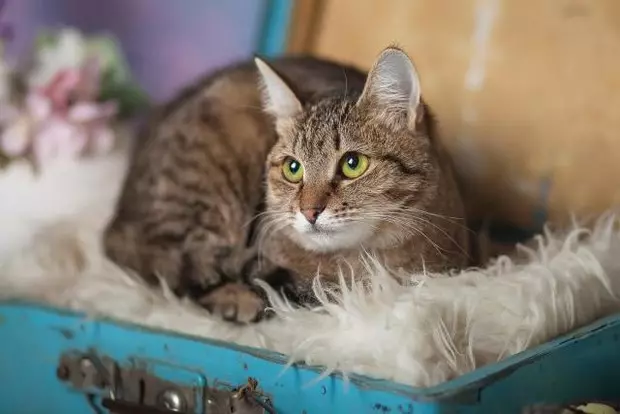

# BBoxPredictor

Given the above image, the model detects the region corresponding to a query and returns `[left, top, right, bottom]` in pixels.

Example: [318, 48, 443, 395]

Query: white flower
[28, 28, 88, 89]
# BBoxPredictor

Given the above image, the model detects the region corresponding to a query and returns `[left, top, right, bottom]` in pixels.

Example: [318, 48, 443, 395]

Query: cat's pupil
[346, 155, 359, 169]
[289, 160, 300, 173]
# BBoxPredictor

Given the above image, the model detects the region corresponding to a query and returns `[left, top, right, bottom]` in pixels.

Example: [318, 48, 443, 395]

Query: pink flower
[40, 69, 80, 112]
[0, 50, 120, 167]
[65, 100, 118, 156]
[0, 92, 118, 165]
[29, 99, 118, 164]
[32, 116, 86, 164]
[39, 57, 102, 114]
[27, 93, 52, 120]
[68, 101, 116, 123]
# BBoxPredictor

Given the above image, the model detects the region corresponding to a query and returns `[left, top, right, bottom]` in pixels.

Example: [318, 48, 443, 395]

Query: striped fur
[104, 49, 469, 323]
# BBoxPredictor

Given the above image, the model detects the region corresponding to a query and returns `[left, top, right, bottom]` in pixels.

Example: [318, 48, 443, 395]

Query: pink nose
[301, 207, 325, 224]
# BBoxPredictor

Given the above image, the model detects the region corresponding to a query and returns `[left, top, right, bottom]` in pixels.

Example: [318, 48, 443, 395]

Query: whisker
[388, 210, 471, 258]
[254, 211, 292, 267]
[391, 205, 473, 233]
[256, 219, 291, 270]
[243, 210, 273, 229]
[359, 208, 469, 258]
[368, 213, 446, 256]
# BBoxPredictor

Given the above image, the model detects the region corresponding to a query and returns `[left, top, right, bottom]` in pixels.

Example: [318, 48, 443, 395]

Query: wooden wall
[288, 0, 620, 229]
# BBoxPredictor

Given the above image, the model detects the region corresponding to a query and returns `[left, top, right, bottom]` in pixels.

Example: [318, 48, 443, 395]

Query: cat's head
[256, 47, 441, 253]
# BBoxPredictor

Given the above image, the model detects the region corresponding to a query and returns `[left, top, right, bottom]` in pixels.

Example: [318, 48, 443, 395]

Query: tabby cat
[103, 47, 470, 323]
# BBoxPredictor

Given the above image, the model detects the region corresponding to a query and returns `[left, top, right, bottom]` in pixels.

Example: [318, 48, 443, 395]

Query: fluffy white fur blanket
[1, 148, 619, 388]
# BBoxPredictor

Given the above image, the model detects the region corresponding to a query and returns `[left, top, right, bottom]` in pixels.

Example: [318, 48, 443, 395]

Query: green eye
[282, 157, 304, 183]
[340, 152, 369, 179]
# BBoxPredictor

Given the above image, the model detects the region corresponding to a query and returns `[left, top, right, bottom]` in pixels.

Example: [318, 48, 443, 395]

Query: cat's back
[121, 56, 367, 218]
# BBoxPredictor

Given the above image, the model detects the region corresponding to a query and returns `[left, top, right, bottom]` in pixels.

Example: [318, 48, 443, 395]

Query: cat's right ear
[356, 47, 422, 130]
[255, 58, 302, 133]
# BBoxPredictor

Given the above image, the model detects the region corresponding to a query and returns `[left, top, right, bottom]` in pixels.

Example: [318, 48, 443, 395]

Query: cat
[103, 46, 470, 323]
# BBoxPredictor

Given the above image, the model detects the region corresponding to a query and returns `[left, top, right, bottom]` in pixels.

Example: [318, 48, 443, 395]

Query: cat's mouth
[292, 212, 342, 235]
[290, 212, 376, 252]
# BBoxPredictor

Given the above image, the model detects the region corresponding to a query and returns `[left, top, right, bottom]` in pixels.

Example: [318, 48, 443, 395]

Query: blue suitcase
[2, 2, 620, 413]
[1, 301, 619, 413]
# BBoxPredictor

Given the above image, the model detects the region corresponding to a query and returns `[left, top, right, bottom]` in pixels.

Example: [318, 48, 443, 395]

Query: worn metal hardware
[157, 389, 186, 412]
[230, 378, 276, 414]
[56, 350, 273, 413]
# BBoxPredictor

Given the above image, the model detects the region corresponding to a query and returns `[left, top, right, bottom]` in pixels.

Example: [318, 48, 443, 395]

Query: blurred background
[3, 0, 290, 101]
[5, 0, 619, 238]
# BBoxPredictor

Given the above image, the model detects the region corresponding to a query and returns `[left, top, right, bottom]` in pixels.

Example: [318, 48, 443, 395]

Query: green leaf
[33, 30, 56, 50]
[86, 35, 131, 82]
[88, 35, 150, 117]
[99, 71, 150, 118]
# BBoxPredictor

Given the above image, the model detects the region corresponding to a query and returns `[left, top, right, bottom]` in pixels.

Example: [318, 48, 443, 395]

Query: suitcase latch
[56, 350, 274, 414]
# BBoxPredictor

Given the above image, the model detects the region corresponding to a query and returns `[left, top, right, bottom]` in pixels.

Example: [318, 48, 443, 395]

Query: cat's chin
[294, 231, 368, 252]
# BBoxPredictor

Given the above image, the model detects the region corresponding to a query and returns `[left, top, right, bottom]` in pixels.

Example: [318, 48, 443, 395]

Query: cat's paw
[199, 283, 266, 324]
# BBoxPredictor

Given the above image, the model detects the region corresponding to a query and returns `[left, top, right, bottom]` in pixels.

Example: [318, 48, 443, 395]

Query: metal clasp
[56, 350, 274, 413]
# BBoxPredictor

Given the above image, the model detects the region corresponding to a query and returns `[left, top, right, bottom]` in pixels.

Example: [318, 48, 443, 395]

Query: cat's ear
[255, 57, 302, 130]
[357, 47, 422, 129]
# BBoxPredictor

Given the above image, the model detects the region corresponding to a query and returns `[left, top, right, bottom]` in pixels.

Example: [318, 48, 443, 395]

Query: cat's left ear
[255, 57, 302, 133]
[357, 47, 422, 129]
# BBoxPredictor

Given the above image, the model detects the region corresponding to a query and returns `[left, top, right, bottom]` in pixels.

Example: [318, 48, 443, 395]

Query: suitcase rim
[2, 298, 618, 403]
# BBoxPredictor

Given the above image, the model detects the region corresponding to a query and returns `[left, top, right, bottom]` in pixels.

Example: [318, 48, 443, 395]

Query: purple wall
[4, 0, 268, 102]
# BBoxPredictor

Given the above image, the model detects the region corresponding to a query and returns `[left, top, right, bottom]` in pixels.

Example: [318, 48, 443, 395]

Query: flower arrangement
[0, 18, 148, 171]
